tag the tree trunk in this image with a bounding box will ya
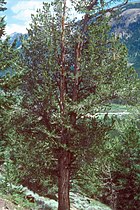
[58,149,71,210]
[58,1,71,209]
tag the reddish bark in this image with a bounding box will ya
[58,1,71,209]
[58,149,71,210]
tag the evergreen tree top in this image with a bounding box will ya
[0,0,6,12]
[0,0,6,37]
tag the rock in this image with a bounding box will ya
[70,204,79,210]
[87,208,96,210]
[70,192,111,210]
[0,198,26,210]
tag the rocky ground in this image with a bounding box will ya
[0,197,28,210]
[0,190,111,210]
[0,174,111,210]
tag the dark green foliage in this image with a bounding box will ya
[0,0,6,37]
[0,0,6,11]
[0,0,19,121]
[0,0,25,188]
[77,119,140,210]
[111,120,140,210]
[0,16,6,37]
[0,37,24,141]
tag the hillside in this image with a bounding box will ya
[111,2,140,74]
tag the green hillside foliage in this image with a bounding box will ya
[0,0,26,188]
[76,119,140,210]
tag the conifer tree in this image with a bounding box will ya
[77,119,140,210]
[12,0,138,209]
[0,1,23,173]
[0,0,6,37]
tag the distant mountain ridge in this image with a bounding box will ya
[9,32,23,48]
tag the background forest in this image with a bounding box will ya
[0,0,140,210]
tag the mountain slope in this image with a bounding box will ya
[9,32,28,48]
[111,2,140,74]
